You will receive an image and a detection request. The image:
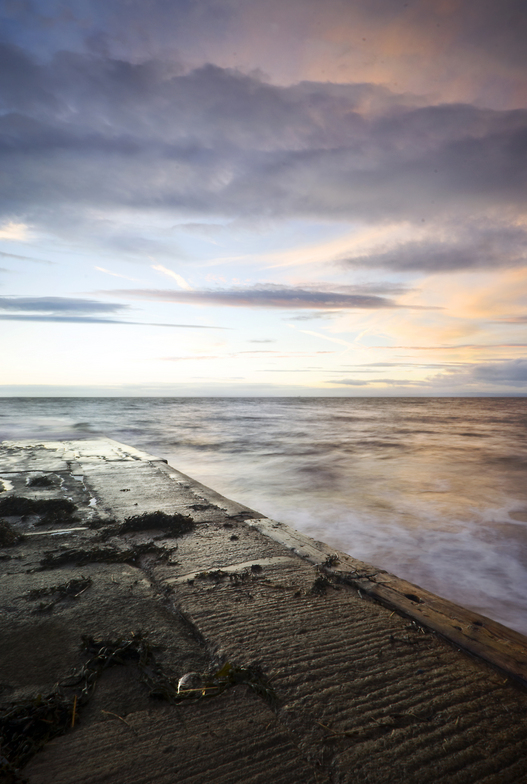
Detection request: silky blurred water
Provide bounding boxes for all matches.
[1,397,526,634]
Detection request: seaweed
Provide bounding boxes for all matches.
[193,568,257,586]
[0,635,155,776]
[174,661,278,707]
[72,635,278,706]
[120,511,194,536]
[0,636,146,776]
[94,511,194,542]
[39,542,169,570]
[0,692,74,775]
[27,476,54,488]
[0,497,78,526]
[71,634,161,701]
[194,569,229,581]
[309,574,339,595]
[0,633,278,778]
[27,577,92,612]
[86,517,118,531]
[0,521,25,547]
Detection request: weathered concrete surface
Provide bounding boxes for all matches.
[1,438,527,784]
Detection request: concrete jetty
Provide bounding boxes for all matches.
[1,438,527,783]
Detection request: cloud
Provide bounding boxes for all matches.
[161,348,330,361]
[161,355,222,361]
[1,42,526,251]
[0,250,53,264]
[101,284,399,309]
[331,377,427,387]
[95,266,142,282]
[368,343,527,350]
[491,315,527,323]
[0,296,224,327]
[472,359,527,386]
[151,264,193,289]
[0,221,29,240]
[328,379,371,386]
[288,311,338,320]
[0,296,127,314]
[3,0,526,109]
[341,222,527,272]
[175,222,225,238]
[0,314,223,327]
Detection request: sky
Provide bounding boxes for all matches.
[1,0,526,396]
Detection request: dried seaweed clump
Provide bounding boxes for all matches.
[309,574,338,595]
[0,496,78,526]
[0,693,74,775]
[27,577,93,612]
[77,636,277,706]
[40,542,169,570]
[0,520,24,547]
[27,474,55,488]
[0,633,278,778]
[120,510,194,536]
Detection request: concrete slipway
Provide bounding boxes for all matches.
[1,438,527,784]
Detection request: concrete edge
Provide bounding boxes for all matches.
[243,517,527,689]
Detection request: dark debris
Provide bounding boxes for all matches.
[0,497,78,527]
[1,628,278,777]
[0,692,74,776]
[27,577,92,612]
[0,521,25,548]
[309,574,339,596]
[121,511,194,536]
[39,543,169,570]
[27,476,55,488]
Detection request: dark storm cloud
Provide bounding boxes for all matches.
[342,222,527,272]
[102,285,398,309]
[1,41,526,255]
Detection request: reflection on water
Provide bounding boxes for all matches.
[1,397,527,633]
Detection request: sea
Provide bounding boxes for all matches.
[1,397,526,635]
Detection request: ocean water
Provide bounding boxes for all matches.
[1,397,526,635]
